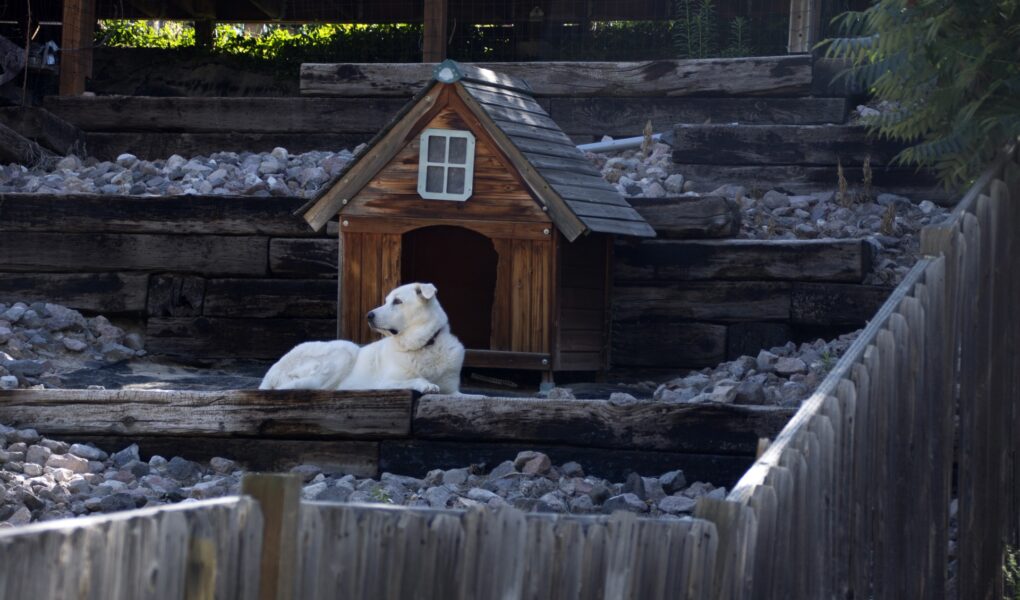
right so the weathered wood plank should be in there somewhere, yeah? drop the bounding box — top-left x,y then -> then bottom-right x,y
74,436 -> 380,477
627,195 -> 741,239
0,388 -> 413,438
790,282 -> 892,327
677,163 -> 948,200
0,193 -> 321,236
379,439 -> 755,486
269,238 -> 338,278
241,474 -> 301,600
0,121 -> 52,165
83,131 -> 368,161
147,274 -> 206,317
612,321 -> 728,368
415,395 -> 794,455
146,317 -> 336,359
0,232 -> 268,275
300,56 -> 813,97
672,124 -> 904,166
0,497 -> 262,600
726,322 -> 793,361
44,96 -> 407,133
613,238 -> 872,283
612,281 -> 790,322
0,272 -> 149,313
549,96 -> 848,137
0,106 -> 85,155
203,279 -> 337,318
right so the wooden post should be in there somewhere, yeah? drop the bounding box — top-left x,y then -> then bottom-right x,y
59,0 -> 95,96
194,20 -> 215,49
423,0 -> 448,62
787,0 -> 821,53
241,473 -> 302,600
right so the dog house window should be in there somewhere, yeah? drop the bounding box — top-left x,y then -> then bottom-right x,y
417,128 -> 475,201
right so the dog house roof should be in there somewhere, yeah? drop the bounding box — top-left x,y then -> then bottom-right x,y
298,60 -> 655,241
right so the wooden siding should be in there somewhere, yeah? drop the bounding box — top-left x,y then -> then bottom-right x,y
556,233 -> 610,371
340,231 -> 401,343
491,237 -> 554,354
344,105 -> 550,225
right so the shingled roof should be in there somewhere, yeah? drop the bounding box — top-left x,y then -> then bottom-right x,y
298,60 -> 655,240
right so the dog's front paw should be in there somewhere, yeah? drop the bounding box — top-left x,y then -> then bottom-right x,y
415,381 -> 441,394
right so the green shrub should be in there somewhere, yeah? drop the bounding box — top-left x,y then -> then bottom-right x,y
823,0 -> 1020,189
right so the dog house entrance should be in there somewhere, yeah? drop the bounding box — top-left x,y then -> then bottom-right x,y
401,226 -> 497,350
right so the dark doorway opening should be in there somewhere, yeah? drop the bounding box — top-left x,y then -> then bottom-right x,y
401,226 -> 498,350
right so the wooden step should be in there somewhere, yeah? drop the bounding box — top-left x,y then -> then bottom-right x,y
0,106 -> 84,155
672,124 -> 904,167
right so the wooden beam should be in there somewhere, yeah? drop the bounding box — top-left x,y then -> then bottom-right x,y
241,474 -> 301,600
788,0 -> 822,53
0,121 -> 53,165
422,0 -> 448,62
0,388 -> 414,438
0,107 -> 85,155
300,56 -> 814,97
59,0 -> 96,96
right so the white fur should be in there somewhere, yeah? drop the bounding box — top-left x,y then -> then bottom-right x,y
259,283 -> 464,394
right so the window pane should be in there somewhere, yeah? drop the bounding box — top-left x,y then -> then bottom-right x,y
426,136 -> 446,162
426,166 -> 445,193
448,137 -> 468,164
447,167 -> 465,194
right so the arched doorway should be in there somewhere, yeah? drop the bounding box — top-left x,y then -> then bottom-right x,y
401,225 -> 498,350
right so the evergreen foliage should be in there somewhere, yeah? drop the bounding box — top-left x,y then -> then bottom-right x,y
822,0 -> 1020,189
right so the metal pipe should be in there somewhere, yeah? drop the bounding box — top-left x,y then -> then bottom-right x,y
576,133 -> 663,154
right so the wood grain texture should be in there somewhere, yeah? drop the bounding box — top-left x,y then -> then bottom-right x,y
613,238 -> 872,283
203,278 -> 337,318
300,56 -> 812,97
0,272 -> 149,313
790,282 -> 892,327
0,497 -> 262,600
146,317 -> 336,359
296,504 -> 719,600
0,106 -> 85,154
627,196 -> 741,239
241,474 -> 301,600
0,121 -> 51,165
44,95 -> 406,133
74,436 -> 379,476
672,124 -> 905,166
612,321 -> 728,368
548,96 -> 848,138
339,231 -> 401,343
0,193 -> 320,236
0,388 -> 413,438
269,238 -> 338,278
613,281 -> 791,322
147,274 -> 206,317
0,232 -> 268,275
415,395 -> 794,455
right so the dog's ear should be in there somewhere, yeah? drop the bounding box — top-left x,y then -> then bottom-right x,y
415,283 -> 438,301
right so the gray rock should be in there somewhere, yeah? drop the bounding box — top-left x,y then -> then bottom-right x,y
709,184 -> 746,201
289,464 -> 321,483
101,343 -> 135,363
99,493 -> 139,512
603,493 -> 648,514
467,487 -> 499,503
62,338 -> 88,352
756,350 -> 780,373
5,506 -> 31,526
423,486 -> 452,508
707,384 -> 737,404
659,495 -> 697,514
659,470 -> 687,494
112,444 -> 139,467
774,357 -> 808,376
22,463 -> 43,477
301,482 -> 329,500
545,387 -> 575,400
608,392 -> 638,405
209,457 -> 235,474
46,454 -> 89,473
734,376 -> 768,405
442,468 -> 469,486
9,429 -> 39,444
762,190 -> 790,209
663,173 -> 685,193
487,460 -> 516,480
569,494 -> 595,513
560,461 -> 584,478
25,445 -> 52,466
316,485 -> 353,503
166,457 -> 199,481
623,472 -> 646,499
536,492 -> 567,513
190,480 -> 225,499
0,376 -> 17,390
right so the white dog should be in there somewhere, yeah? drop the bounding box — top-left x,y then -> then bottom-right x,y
259,283 -> 464,394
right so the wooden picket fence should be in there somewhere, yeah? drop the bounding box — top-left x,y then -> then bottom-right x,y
0,151 -> 1017,599
700,146 -> 1020,599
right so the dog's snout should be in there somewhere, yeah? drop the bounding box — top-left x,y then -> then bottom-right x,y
366,311 -> 375,322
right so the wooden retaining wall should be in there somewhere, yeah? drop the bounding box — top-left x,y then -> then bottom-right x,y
693,148 -> 1020,598
0,388 -> 794,485
0,192 -> 884,369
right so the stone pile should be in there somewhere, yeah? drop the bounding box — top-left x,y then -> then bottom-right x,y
0,430 -> 722,526
0,147 -> 354,198
0,301 -> 144,390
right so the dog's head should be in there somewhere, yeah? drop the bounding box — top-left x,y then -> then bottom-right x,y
367,283 -> 448,350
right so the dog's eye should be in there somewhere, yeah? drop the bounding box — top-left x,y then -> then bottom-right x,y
392,298 -> 402,305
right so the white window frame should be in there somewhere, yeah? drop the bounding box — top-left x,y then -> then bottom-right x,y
417,128 -> 475,201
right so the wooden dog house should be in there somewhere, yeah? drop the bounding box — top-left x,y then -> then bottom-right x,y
299,60 -> 654,377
